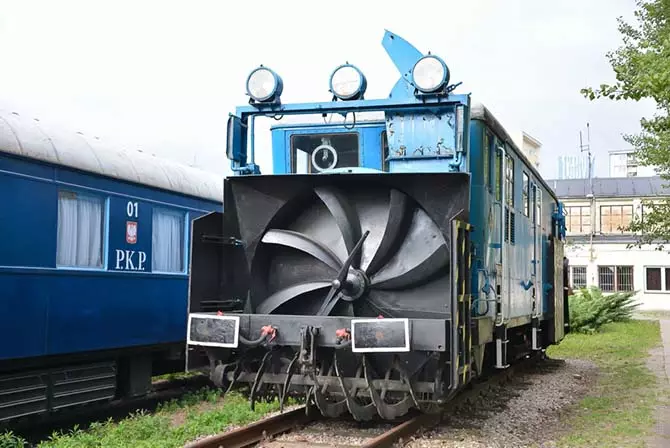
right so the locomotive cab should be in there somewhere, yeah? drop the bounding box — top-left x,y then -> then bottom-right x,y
185,30 -> 567,421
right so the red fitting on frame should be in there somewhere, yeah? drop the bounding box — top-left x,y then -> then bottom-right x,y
217,311 -> 224,316
377,314 -> 384,319
335,328 -> 351,341
260,325 -> 277,342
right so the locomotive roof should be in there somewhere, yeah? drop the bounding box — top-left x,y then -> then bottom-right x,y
0,110 -> 223,203
470,101 -> 559,202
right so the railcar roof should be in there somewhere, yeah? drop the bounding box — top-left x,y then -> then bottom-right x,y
0,110 -> 223,203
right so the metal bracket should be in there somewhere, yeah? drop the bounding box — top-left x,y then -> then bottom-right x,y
299,326 -> 319,369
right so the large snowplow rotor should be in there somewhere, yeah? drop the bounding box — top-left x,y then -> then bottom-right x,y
253,184 -> 453,319
192,172 -> 471,420
228,172 -> 470,319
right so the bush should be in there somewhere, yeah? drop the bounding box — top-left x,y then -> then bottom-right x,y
0,431 -> 26,448
568,286 -> 640,334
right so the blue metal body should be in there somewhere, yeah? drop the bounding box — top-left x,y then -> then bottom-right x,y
268,112 -> 562,325
0,153 -> 221,364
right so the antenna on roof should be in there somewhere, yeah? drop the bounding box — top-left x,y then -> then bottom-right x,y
580,122 -> 596,261
579,123 -> 593,195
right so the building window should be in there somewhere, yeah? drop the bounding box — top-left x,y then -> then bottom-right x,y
57,190 -> 105,268
600,205 -> 633,233
152,207 -> 185,273
571,266 -> 588,288
566,206 -> 591,234
598,265 -> 634,292
522,172 -> 530,217
505,153 -> 514,207
644,266 -> 670,292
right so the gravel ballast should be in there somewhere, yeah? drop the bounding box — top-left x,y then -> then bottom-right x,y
263,357 -> 597,447
408,358 -> 598,448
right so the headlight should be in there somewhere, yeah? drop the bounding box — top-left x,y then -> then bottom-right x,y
412,55 -> 449,93
329,64 -> 367,100
246,66 -> 283,103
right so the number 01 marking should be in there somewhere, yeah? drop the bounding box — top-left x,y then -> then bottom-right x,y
126,201 -> 139,218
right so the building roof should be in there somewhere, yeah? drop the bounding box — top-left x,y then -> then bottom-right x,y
546,176 -> 670,199
0,110 -> 223,203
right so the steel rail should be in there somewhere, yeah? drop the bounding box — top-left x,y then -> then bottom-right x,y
183,406 -> 313,448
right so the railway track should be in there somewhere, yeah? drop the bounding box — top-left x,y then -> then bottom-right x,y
184,353 -> 546,448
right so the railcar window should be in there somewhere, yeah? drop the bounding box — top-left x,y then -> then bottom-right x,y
505,153 -> 514,207
56,190 -> 105,268
152,207 -> 185,273
531,184 -> 537,223
382,131 -> 389,172
483,131 -> 490,189
290,133 -> 359,173
522,172 -> 530,217
495,148 -> 502,201
535,187 -> 542,226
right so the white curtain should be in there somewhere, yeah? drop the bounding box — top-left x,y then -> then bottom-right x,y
152,208 -> 184,272
57,191 -> 104,267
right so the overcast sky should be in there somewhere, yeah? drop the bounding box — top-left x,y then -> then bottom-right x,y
0,0 -> 657,180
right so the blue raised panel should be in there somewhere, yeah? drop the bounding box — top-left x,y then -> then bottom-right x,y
0,270 -> 191,360
0,271 -> 49,359
46,275 -> 188,354
108,196 -> 152,272
0,172 -> 57,267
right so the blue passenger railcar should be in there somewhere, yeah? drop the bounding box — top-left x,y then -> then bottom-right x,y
0,110 -> 222,422
186,30 -> 568,421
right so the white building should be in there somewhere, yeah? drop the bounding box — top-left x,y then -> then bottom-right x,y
609,149 -> 657,178
513,131 -> 541,170
548,176 -> 670,311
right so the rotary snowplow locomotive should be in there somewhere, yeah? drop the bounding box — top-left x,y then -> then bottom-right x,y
186,30 -> 569,421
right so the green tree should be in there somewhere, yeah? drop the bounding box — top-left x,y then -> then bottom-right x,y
582,0 -> 670,249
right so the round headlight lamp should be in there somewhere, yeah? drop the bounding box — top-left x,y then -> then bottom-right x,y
411,55 -> 449,93
329,64 -> 367,100
246,66 -> 283,103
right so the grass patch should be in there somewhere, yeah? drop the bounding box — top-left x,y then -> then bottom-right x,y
547,320 -> 664,447
2,387 -> 299,448
152,370 -> 202,382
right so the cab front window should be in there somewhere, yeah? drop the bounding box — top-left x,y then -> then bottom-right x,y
290,133 -> 359,173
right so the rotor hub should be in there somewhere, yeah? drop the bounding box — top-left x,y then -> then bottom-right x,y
340,269 -> 369,302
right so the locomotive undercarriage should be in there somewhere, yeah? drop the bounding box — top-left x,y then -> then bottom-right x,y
193,314 -> 462,420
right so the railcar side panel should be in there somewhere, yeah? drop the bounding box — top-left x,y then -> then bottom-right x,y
0,152 -> 220,364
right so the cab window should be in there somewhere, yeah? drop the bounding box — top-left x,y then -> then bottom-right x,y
290,133 -> 359,173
